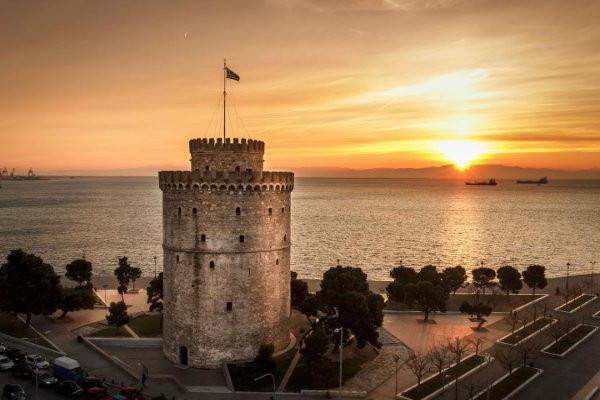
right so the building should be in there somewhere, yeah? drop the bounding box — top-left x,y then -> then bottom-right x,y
158,137 -> 294,368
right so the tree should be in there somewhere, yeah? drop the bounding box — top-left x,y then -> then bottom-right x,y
418,265 -> 444,287
106,301 -> 129,326
386,265 -> 418,302
471,267 -> 496,296
0,249 -> 62,326
114,257 -> 133,300
497,266 -> 522,295
404,281 -> 447,322
146,273 -> 163,311
130,266 -> 142,291
300,327 -> 330,363
316,266 -> 384,347
494,346 -> 521,375
441,266 -> 467,295
522,265 -> 547,297
547,319 -> 569,344
447,336 -> 471,400
514,337 -> 543,367
65,258 -> 93,288
405,351 -> 431,386
254,344 -> 275,372
467,336 -> 486,356
429,343 -> 452,385
291,271 -> 309,309
459,302 -> 492,330
58,287 -> 96,319
299,294 -> 319,324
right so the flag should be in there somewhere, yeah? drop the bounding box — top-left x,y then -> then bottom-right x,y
225,67 -> 240,81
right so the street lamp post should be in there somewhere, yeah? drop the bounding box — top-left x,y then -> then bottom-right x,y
154,256 -> 157,279
591,261 -> 597,294
334,327 -> 344,393
393,354 -> 401,399
566,262 -> 571,292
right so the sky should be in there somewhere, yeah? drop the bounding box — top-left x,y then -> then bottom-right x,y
1,0 -> 600,174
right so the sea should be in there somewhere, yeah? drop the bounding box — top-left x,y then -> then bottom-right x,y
0,177 -> 598,280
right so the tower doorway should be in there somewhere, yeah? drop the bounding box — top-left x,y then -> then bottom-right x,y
179,346 -> 188,366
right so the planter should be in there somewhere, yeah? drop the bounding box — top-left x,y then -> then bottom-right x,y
541,324 -> 598,358
473,367 -> 543,400
592,310 -> 600,320
554,294 -> 597,313
497,318 -> 557,346
398,354 -> 490,400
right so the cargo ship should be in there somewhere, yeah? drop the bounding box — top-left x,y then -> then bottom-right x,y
465,179 -> 497,186
516,176 -> 548,184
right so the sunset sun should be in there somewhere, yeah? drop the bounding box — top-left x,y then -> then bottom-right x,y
436,139 -> 487,170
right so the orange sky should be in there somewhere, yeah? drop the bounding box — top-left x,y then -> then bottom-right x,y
1,0 -> 599,174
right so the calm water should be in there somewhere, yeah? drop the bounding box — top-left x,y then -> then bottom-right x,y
0,177 -> 598,279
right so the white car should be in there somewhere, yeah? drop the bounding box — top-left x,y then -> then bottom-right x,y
24,354 -> 49,370
0,355 -> 14,371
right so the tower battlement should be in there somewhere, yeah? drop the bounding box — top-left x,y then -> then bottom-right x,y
189,137 -> 265,172
189,138 -> 265,153
158,170 -> 294,192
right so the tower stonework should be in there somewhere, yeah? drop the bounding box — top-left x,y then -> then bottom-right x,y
158,138 -> 294,368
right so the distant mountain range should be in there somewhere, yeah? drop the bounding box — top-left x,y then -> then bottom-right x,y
41,164 -> 600,179
292,164 -> 600,179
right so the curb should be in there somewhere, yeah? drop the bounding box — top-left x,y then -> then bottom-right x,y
473,367 -> 543,400
16,315 -> 65,353
0,331 -> 65,357
497,318 -> 557,347
554,294 -> 598,314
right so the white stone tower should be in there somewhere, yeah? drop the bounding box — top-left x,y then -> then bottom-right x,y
158,137 -> 294,368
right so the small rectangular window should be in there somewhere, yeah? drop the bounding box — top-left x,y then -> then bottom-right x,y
226,302 -> 233,311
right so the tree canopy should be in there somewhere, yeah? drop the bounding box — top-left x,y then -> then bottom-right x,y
290,271 -> 309,309
146,272 -> 163,311
59,287 -> 96,319
404,280 -> 447,321
0,249 -> 62,325
386,265 -> 418,302
65,258 -> 93,287
471,267 -> 497,295
106,301 -> 129,326
522,265 -> 547,296
497,265 -> 523,295
441,266 -> 467,295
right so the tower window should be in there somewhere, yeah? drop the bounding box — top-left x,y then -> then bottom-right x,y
226,302 -> 233,311
205,165 -> 209,171
284,234 -> 287,242
239,235 -> 245,243
268,208 -> 272,215
276,258 -> 279,265
176,255 -> 180,263
178,207 -> 182,216
209,261 -> 215,269
235,166 -> 240,172
192,207 -> 197,215
281,207 -> 285,213
200,234 -> 206,242
236,207 -> 241,216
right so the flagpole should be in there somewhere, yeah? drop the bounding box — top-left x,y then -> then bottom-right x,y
223,59 -> 226,140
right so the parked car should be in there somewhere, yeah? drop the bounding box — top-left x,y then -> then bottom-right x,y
10,364 -> 33,379
0,343 -> 7,354
53,356 -> 83,382
82,387 -> 111,400
116,387 -> 144,400
24,354 -> 49,370
32,369 -> 58,387
2,384 -> 25,400
79,376 -> 107,391
3,349 -> 25,364
0,356 -> 14,371
54,380 -> 84,397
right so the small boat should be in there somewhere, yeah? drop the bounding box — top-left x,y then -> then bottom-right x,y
466,179 -> 497,186
516,176 -> 548,184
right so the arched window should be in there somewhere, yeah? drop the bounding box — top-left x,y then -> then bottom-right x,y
209,261 -> 215,269
276,258 -> 279,265
205,165 -> 210,171
178,207 -> 182,216
192,207 -> 197,215
284,234 -> 287,242
268,208 -> 272,215
176,255 -> 180,263
239,235 -> 245,243
235,207 -> 241,216
200,234 -> 206,242
281,207 -> 285,213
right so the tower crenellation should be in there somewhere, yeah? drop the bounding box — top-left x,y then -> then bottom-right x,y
159,137 -> 293,368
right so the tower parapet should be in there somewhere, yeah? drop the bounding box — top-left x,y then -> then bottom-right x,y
189,137 -> 265,173
159,137 -> 293,369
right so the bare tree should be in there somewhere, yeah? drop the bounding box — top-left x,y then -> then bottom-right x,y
494,346 -> 521,375
447,337 -> 472,400
467,336 -> 486,356
514,337 -> 543,368
547,319 -> 569,344
430,343 -> 452,384
404,351 -> 432,387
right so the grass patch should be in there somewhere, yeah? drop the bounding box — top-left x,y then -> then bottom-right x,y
556,294 -> 596,312
227,350 -> 295,392
88,325 -> 132,338
0,311 -> 57,350
386,294 -> 542,313
128,313 -> 162,337
544,325 -> 596,355
474,367 -> 539,400
402,355 -> 485,400
499,318 -> 554,345
286,346 -> 377,391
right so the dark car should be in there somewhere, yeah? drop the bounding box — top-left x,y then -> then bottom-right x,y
11,363 -> 33,379
79,376 -> 107,391
3,349 -> 25,364
33,369 -> 58,387
54,380 -> 84,397
82,387 -> 111,400
2,384 -> 26,400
